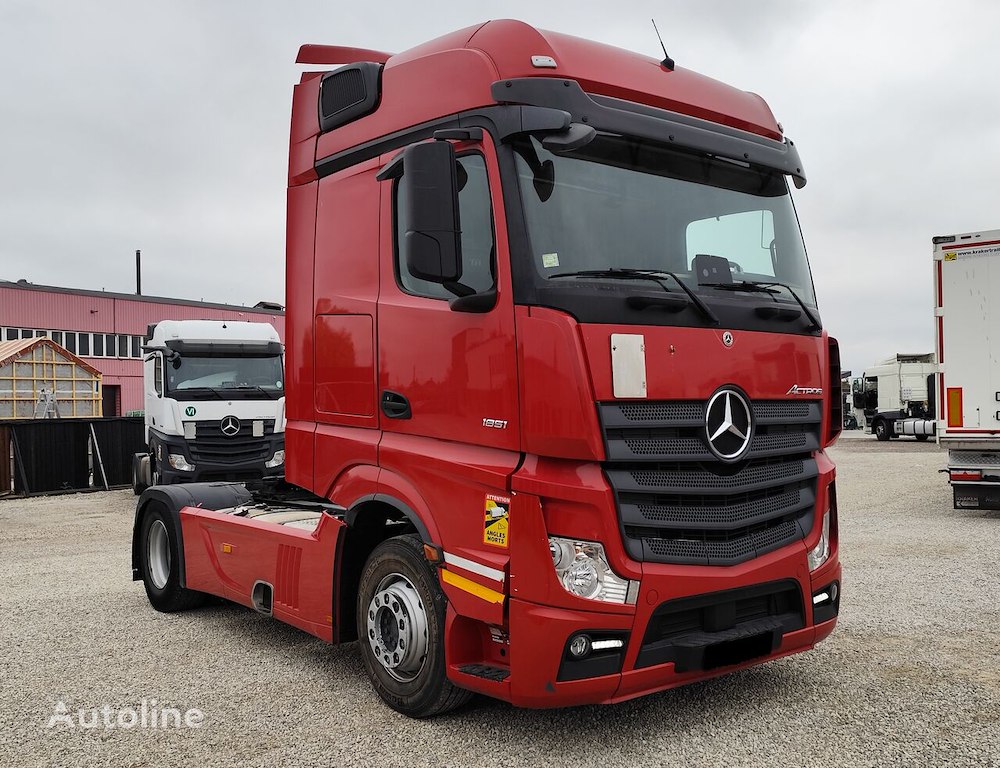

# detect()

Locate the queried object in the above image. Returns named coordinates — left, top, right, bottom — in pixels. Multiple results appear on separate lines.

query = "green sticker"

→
left=185, top=406, right=196, bottom=417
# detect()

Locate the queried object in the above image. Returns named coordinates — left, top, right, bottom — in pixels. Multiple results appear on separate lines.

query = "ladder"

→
left=33, top=388, right=60, bottom=419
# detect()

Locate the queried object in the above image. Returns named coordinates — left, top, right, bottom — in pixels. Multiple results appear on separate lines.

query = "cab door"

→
left=375, top=135, right=521, bottom=548
left=376, top=136, right=519, bottom=451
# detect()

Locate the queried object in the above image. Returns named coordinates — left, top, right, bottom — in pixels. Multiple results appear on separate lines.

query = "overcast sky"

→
left=3, top=0, right=999, bottom=374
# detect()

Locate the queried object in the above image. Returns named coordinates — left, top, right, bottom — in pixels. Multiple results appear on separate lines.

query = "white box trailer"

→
left=934, top=228, right=1000, bottom=509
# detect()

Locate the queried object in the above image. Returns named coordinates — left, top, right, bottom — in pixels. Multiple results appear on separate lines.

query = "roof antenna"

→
left=651, top=18, right=675, bottom=71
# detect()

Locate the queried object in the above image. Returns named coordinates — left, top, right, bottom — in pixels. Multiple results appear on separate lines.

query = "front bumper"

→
left=502, top=553, right=840, bottom=708
left=151, top=430, right=285, bottom=485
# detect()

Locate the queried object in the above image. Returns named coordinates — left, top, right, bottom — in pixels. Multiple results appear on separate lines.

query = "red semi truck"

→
left=132, top=20, right=841, bottom=717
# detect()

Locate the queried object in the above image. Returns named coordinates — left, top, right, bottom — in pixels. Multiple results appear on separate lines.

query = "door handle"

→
left=381, top=390, right=412, bottom=419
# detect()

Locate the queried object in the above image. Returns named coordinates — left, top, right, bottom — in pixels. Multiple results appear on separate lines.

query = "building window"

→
left=78, top=333, right=90, bottom=355
left=131, top=335, right=140, bottom=358
left=20, top=329, right=32, bottom=339
left=4, top=328, right=15, bottom=340
left=105, top=334, right=116, bottom=357
left=64, top=332, right=76, bottom=353
left=92, top=334, right=103, bottom=356
left=52, top=331, right=63, bottom=345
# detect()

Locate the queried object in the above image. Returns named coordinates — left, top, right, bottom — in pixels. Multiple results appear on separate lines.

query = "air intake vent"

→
left=319, top=62, right=382, bottom=133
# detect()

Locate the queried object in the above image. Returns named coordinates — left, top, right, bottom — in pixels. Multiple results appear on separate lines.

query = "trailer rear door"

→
left=936, top=230, right=1000, bottom=440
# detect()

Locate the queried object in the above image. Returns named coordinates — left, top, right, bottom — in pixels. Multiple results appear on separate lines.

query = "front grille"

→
left=187, top=419, right=275, bottom=465
left=600, top=399, right=821, bottom=566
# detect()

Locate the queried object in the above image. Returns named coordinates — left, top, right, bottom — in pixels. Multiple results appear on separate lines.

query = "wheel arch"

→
left=335, top=494, right=435, bottom=644
left=130, top=482, right=253, bottom=584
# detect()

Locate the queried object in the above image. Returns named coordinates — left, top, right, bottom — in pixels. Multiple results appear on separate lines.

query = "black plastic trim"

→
left=346, top=494, right=432, bottom=542
left=556, top=630, right=630, bottom=682
left=812, top=580, right=840, bottom=625
left=315, top=104, right=569, bottom=180
left=164, top=339, right=282, bottom=357
left=319, top=62, right=382, bottom=134
left=636, top=579, right=804, bottom=670
left=491, top=78, right=806, bottom=186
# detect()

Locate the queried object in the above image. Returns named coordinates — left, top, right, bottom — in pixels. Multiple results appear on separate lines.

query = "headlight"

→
left=264, top=449, right=285, bottom=468
left=167, top=453, right=195, bottom=472
left=548, top=536, right=636, bottom=604
left=807, top=510, right=831, bottom=571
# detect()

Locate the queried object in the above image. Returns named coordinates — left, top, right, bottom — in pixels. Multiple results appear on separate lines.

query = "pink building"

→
left=0, top=280, right=284, bottom=415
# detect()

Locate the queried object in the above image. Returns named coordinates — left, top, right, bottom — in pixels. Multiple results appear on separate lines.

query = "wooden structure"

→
left=0, top=338, right=102, bottom=419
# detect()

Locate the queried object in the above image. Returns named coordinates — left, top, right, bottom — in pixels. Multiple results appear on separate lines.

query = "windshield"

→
left=166, top=355, right=284, bottom=395
left=513, top=133, right=816, bottom=308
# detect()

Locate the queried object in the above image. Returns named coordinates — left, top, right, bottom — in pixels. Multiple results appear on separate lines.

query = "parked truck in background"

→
left=131, top=319, right=285, bottom=493
left=130, top=20, right=842, bottom=716
left=850, top=353, right=936, bottom=441
left=934, top=229, right=1000, bottom=509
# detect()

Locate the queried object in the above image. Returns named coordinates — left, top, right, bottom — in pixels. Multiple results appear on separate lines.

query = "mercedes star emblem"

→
left=705, top=388, right=753, bottom=462
left=722, top=331, right=734, bottom=347
left=220, top=415, right=241, bottom=437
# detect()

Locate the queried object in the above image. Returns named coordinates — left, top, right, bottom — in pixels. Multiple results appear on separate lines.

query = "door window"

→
left=394, top=152, right=495, bottom=299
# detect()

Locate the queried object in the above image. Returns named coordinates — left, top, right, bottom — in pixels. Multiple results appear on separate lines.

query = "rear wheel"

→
left=139, top=502, right=205, bottom=612
left=874, top=419, right=890, bottom=441
left=356, top=534, right=472, bottom=718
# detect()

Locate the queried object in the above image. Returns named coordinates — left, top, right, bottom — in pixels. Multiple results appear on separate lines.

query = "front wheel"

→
left=915, top=434, right=930, bottom=442
left=356, top=535, right=472, bottom=718
left=139, top=503, right=205, bottom=612
left=874, top=419, right=890, bottom=441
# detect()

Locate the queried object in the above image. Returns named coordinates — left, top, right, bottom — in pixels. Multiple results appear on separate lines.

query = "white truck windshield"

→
left=168, top=355, right=284, bottom=393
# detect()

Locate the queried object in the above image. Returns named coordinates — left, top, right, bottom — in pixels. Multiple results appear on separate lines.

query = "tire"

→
left=356, top=534, right=473, bottom=718
left=139, top=502, right=205, bottom=612
left=915, top=434, right=930, bottom=442
left=874, top=419, right=890, bottom=441
left=132, top=454, right=149, bottom=496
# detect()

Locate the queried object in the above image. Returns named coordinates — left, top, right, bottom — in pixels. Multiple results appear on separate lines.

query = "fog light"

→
left=591, top=638, right=625, bottom=651
left=167, top=453, right=195, bottom=472
left=264, top=449, right=285, bottom=468
left=568, top=634, right=592, bottom=658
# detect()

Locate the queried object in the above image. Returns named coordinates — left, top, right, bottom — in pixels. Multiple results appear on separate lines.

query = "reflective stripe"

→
left=443, top=552, right=505, bottom=584
left=441, top=569, right=505, bottom=604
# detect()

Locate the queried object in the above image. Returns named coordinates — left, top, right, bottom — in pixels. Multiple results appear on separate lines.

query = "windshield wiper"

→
left=229, top=385, right=282, bottom=399
left=702, top=280, right=820, bottom=329
left=549, top=268, right=719, bottom=325
left=171, top=386, right=225, bottom=400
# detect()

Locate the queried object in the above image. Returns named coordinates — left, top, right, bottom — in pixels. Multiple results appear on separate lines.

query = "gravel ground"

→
left=1, top=436, right=998, bottom=768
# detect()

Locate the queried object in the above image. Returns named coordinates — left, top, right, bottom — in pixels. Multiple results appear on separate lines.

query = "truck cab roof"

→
left=147, top=319, right=281, bottom=346
left=293, top=19, right=785, bottom=184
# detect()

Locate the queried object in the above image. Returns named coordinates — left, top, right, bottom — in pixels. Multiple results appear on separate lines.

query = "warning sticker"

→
left=483, top=494, right=511, bottom=548
left=541, top=252, right=560, bottom=268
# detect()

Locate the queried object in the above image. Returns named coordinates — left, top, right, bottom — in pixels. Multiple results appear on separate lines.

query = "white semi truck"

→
left=131, top=320, right=285, bottom=493
left=849, top=353, right=937, bottom=441
left=934, top=228, right=1000, bottom=509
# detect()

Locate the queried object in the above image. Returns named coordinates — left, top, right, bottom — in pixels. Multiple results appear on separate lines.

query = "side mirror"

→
left=401, top=141, right=462, bottom=283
